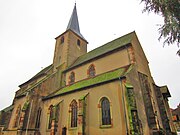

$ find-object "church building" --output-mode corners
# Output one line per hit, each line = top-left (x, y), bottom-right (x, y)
(0, 4), (177, 135)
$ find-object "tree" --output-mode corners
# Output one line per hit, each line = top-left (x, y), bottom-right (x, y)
(141, 0), (180, 56)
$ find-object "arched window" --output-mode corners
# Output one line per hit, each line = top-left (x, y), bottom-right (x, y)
(61, 36), (64, 44)
(87, 64), (96, 77)
(69, 72), (75, 84)
(101, 97), (111, 125)
(55, 103), (60, 122)
(35, 107), (42, 128)
(14, 105), (21, 128)
(70, 100), (78, 127)
(48, 105), (53, 129)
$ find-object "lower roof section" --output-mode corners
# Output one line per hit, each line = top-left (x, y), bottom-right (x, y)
(43, 64), (133, 100)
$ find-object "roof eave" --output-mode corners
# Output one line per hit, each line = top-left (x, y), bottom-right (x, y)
(160, 86), (171, 98)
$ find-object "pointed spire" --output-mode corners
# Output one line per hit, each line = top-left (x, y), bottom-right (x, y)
(66, 3), (85, 40)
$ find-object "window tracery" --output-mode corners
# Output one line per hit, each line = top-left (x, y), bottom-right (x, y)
(70, 100), (78, 127)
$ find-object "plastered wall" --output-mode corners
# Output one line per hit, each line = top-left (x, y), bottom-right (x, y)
(41, 81), (127, 135)
(65, 49), (130, 84)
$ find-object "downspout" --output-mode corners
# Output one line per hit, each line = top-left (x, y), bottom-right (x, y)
(119, 76), (129, 135)
(25, 99), (33, 135)
(82, 93), (89, 135)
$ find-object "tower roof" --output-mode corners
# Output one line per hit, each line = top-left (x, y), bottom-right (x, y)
(66, 4), (86, 40)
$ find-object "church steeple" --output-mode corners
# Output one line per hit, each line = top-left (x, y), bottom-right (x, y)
(53, 4), (88, 70)
(66, 3), (85, 40)
(53, 4), (88, 69)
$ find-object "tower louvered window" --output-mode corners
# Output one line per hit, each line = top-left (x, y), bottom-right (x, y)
(61, 36), (64, 44)
(77, 39), (81, 46)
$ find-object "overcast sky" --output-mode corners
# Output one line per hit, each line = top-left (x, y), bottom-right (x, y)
(0, 0), (179, 110)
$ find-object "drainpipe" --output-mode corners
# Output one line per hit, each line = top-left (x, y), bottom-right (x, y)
(82, 93), (89, 135)
(25, 99), (33, 135)
(119, 76), (129, 135)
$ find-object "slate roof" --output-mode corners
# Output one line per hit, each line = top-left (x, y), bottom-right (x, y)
(43, 65), (133, 100)
(66, 3), (86, 40)
(66, 31), (135, 71)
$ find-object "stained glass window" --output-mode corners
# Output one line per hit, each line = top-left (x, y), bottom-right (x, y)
(48, 105), (53, 129)
(101, 97), (111, 125)
(35, 107), (42, 128)
(69, 72), (75, 84)
(55, 104), (60, 122)
(88, 64), (96, 77)
(70, 100), (77, 127)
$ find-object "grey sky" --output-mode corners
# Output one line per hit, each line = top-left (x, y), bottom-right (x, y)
(0, 0), (179, 110)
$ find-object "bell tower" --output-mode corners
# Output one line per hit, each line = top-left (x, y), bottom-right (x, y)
(53, 4), (88, 69)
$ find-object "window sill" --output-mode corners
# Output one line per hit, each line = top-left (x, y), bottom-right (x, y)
(69, 127), (78, 130)
(11, 127), (17, 129)
(100, 124), (112, 128)
(8, 128), (17, 131)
